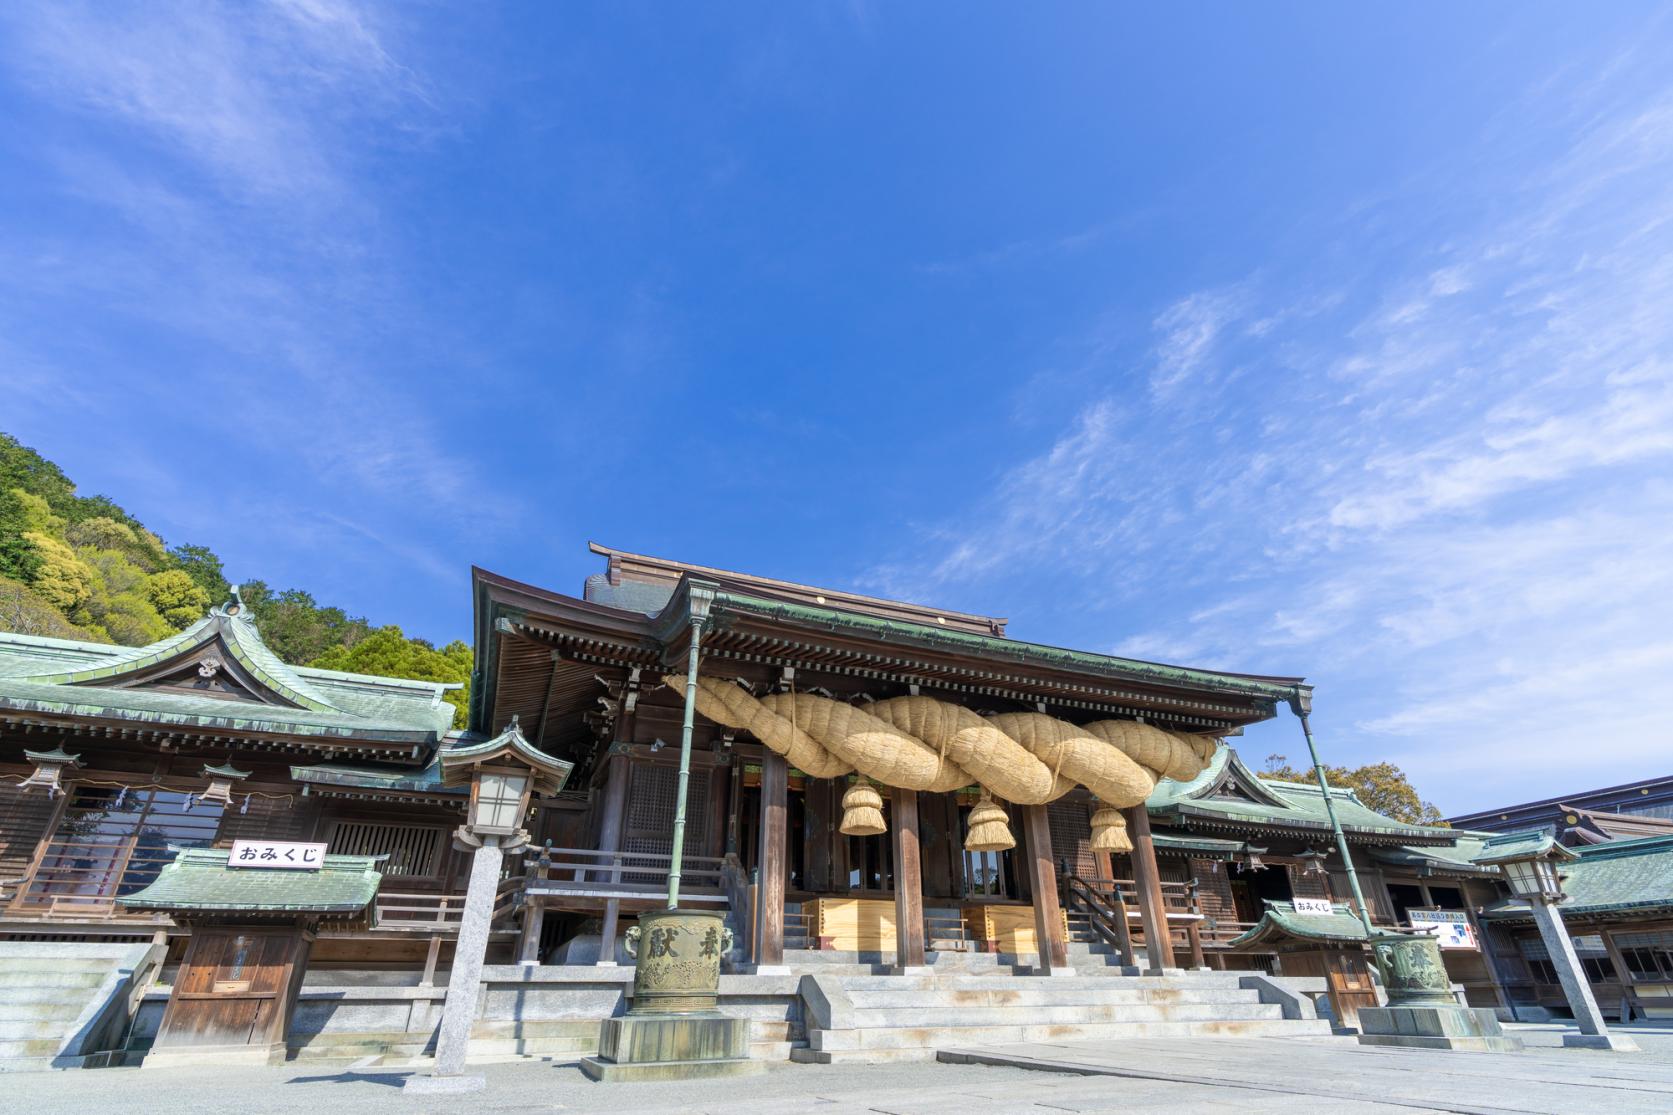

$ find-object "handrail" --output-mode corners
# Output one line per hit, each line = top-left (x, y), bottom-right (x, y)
(1063, 875), (1132, 959)
(523, 844), (726, 892)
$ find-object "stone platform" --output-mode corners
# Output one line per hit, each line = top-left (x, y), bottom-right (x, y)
(579, 1012), (764, 1081)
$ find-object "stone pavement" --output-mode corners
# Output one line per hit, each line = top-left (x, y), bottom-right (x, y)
(5, 1025), (1672, 1114)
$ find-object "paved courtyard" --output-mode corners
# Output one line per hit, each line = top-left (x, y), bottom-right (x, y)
(7, 1024), (1673, 1114)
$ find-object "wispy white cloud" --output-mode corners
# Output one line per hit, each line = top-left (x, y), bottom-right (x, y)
(0, 0), (519, 558)
(868, 51), (1673, 810)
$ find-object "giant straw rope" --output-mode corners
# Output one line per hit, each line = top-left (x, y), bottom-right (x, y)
(667, 675), (1219, 851)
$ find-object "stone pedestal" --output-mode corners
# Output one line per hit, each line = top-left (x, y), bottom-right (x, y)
(580, 1014), (763, 1081)
(1357, 1005), (1524, 1052)
(1357, 934), (1522, 1052)
(581, 907), (762, 1081)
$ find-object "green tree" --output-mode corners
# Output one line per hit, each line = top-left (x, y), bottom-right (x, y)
(309, 626), (472, 728)
(147, 569), (212, 629)
(241, 581), (373, 664)
(21, 531), (97, 619)
(0, 490), (44, 583)
(0, 434), (78, 516)
(169, 543), (230, 604)
(1261, 754), (1447, 826)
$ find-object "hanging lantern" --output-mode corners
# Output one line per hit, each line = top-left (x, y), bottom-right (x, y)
(18, 747), (81, 798)
(965, 789), (1015, 852)
(1089, 803), (1131, 853)
(198, 761), (252, 807)
(839, 775), (886, 836)
(1296, 848), (1329, 878)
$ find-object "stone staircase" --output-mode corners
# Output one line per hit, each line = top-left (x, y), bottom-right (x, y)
(0, 941), (163, 1072)
(794, 967), (1332, 1063)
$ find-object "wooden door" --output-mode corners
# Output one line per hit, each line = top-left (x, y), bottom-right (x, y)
(1323, 948), (1379, 1029)
(155, 927), (309, 1050)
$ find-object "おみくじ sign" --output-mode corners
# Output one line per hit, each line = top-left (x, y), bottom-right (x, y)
(229, 840), (327, 870)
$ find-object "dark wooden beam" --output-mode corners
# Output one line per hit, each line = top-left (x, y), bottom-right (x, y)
(892, 786), (927, 970)
(1022, 804), (1069, 973)
(755, 750), (787, 968)
(1125, 805), (1174, 972)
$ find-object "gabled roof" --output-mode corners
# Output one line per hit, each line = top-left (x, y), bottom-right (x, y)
(1557, 804), (1673, 846)
(1471, 829), (1576, 867)
(1478, 833), (1673, 923)
(1227, 901), (1390, 948)
(120, 848), (384, 915)
(1147, 744), (1458, 845)
(1369, 834), (1500, 877)
(0, 596), (456, 747)
(440, 717), (573, 795)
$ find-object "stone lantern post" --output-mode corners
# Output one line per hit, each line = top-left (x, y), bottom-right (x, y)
(404, 719), (573, 1094)
(1473, 831), (1639, 1052)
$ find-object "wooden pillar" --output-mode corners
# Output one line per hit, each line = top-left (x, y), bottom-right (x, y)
(595, 752), (630, 966)
(755, 750), (788, 968)
(1599, 928), (1639, 1022)
(1124, 805), (1174, 971)
(892, 787), (927, 971)
(518, 899), (546, 964)
(1021, 804), (1069, 974)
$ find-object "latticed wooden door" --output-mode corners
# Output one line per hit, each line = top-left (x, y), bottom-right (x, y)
(623, 761), (711, 881)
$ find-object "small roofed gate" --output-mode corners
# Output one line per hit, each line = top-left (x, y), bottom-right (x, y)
(156, 928), (310, 1053)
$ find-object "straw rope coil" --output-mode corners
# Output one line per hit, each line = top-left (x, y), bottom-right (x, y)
(664, 675), (1216, 840)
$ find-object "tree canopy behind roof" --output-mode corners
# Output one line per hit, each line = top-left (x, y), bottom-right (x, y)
(0, 432), (469, 726)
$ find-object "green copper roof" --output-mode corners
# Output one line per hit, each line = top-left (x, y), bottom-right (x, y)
(1227, 901), (1390, 947)
(1147, 745), (1457, 844)
(0, 601), (455, 744)
(1471, 829), (1576, 867)
(120, 848), (384, 914)
(1370, 834), (1499, 875)
(1480, 834), (1673, 922)
(710, 590), (1301, 705)
(1151, 832), (1249, 858)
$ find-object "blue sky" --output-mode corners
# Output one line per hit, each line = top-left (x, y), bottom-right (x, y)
(4, 4), (1673, 813)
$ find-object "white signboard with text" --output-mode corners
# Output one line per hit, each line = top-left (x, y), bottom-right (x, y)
(1409, 909), (1478, 950)
(1292, 897), (1335, 916)
(229, 840), (327, 870)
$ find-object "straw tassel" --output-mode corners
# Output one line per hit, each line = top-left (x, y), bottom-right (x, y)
(965, 789), (1016, 852)
(839, 775), (887, 836)
(1090, 803), (1131, 853)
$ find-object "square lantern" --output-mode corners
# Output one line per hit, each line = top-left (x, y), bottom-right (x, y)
(1471, 830), (1577, 905)
(439, 716), (574, 848)
(468, 769), (533, 835)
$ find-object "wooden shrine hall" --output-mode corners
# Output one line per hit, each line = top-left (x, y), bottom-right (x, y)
(476, 543), (1309, 974)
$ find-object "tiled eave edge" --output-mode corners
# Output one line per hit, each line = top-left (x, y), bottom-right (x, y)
(1158, 806), (1459, 846)
(1, 707), (436, 762)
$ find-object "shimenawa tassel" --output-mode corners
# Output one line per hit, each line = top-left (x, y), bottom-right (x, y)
(1090, 802), (1131, 853)
(839, 775), (887, 836)
(965, 789), (1016, 852)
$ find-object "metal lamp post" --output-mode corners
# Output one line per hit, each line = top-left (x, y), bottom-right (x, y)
(1474, 832), (1639, 1051)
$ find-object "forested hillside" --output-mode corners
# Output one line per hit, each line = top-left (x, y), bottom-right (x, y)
(0, 433), (471, 727)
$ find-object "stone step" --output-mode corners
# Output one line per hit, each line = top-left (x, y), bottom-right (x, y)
(0, 986), (104, 1008)
(844, 1002), (1283, 1029)
(0, 957), (119, 973)
(0, 1002), (86, 1027)
(841, 985), (1261, 1009)
(0, 1038), (63, 1061)
(808, 1017), (1332, 1055)
(0, 1017), (83, 1041)
(834, 973), (1246, 992)
(0, 971), (108, 989)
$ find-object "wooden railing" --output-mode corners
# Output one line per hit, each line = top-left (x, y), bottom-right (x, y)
(1063, 874), (1133, 958)
(523, 845), (726, 898)
(370, 878), (521, 933)
(7, 835), (177, 919)
(926, 910), (971, 949)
